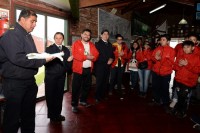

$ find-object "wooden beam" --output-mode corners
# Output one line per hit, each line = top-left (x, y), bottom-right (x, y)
(79, 0), (119, 8)
(69, 0), (79, 20)
(169, 0), (194, 6)
(105, 1), (132, 9)
(121, 0), (142, 14)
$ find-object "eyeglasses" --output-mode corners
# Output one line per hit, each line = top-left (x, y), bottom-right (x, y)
(117, 39), (122, 41)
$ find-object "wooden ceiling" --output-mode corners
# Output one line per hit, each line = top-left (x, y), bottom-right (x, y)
(79, 0), (197, 26)
(79, 0), (195, 14)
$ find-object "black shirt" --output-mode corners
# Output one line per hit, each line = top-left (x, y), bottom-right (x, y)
(0, 23), (45, 79)
(95, 39), (114, 65)
(45, 44), (71, 76)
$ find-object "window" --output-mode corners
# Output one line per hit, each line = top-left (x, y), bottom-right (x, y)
(16, 8), (68, 98)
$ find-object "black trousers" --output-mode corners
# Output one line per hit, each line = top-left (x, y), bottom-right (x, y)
(152, 72), (171, 105)
(2, 78), (38, 133)
(95, 64), (110, 100)
(71, 68), (91, 107)
(174, 82), (192, 113)
(45, 74), (65, 119)
(109, 66), (124, 97)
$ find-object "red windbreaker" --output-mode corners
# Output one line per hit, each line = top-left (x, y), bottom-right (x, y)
(151, 45), (175, 76)
(174, 53), (200, 87)
(136, 49), (153, 70)
(176, 43), (200, 57)
(72, 40), (99, 74)
(111, 42), (128, 68)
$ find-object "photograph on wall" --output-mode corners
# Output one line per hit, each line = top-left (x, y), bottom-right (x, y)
(98, 9), (131, 44)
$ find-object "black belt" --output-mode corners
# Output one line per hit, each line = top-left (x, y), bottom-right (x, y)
(83, 67), (91, 69)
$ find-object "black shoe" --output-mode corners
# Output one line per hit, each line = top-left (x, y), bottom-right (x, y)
(191, 115), (200, 124)
(95, 99), (100, 103)
(50, 115), (65, 122)
(176, 112), (187, 119)
(72, 106), (79, 113)
(164, 106), (172, 114)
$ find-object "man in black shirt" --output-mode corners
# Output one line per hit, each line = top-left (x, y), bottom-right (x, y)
(0, 9), (54, 133)
(95, 29), (114, 102)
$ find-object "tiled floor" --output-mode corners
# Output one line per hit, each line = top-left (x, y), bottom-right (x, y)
(33, 89), (200, 133)
(1, 87), (200, 133)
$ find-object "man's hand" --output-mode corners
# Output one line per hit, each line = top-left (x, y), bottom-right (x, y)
(179, 59), (188, 66)
(155, 50), (161, 60)
(118, 51), (124, 57)
(86, 55), (94, 60)
(46, 56), (55, 63)
(107, 58), (113, 65)
(67, 55), (73, 62)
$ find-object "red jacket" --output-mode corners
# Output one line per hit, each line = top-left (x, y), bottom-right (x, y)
(72, 40), (99, 74)
(174, 43), (182, 57)
(174, 53), (200, 87)
(176, 43), (200, 57)
(136, 49), (153, 70)
(111, 42), (128, 68)
(151, 45), (175, 76)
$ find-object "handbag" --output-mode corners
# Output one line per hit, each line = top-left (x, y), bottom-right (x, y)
(138, 61), (148, 69)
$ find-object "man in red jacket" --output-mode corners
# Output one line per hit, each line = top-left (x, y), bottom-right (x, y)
(151, 34), (175, 109)
(71, 29), (99, 113)
(172, 40), (200, 118)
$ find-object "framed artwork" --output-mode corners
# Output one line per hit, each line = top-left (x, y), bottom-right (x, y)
(98, 9), (131, 45)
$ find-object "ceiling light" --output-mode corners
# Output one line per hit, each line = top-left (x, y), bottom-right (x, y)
(179, 9), (188, 25)
(179, 18), (188, 24)
(149, 4), (166, 14)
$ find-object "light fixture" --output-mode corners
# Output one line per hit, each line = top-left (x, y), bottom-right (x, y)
(179, 9), (188, 25)
(149, 4), (167, 14)
(143, 0), (145, 2)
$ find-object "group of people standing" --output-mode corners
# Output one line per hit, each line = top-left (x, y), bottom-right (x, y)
(0, 8), (200, 133)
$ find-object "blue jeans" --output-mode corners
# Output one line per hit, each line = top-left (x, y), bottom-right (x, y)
(130, 71), (138, 89)
(138, 69), (151, 93)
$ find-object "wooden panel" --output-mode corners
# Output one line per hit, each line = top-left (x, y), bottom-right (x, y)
(79, 0), (119, 8)
(169, 0), (194, 6)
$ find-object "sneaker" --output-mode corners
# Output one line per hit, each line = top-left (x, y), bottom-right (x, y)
(169, 99), (177, 108)
(72, 106), (78, 113)
(79, 101), (88, 106)
(193, 124), (200, 131)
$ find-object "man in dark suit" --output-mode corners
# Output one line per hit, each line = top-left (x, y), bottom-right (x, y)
(45, 32), (73, 122)
(0, 9), (54, 133)
(95, 29), (114, 102)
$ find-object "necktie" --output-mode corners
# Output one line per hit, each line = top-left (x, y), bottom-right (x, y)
(58, 46), (62, 51)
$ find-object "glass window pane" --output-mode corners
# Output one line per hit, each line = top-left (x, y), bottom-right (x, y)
(47, 16), (65, 46)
